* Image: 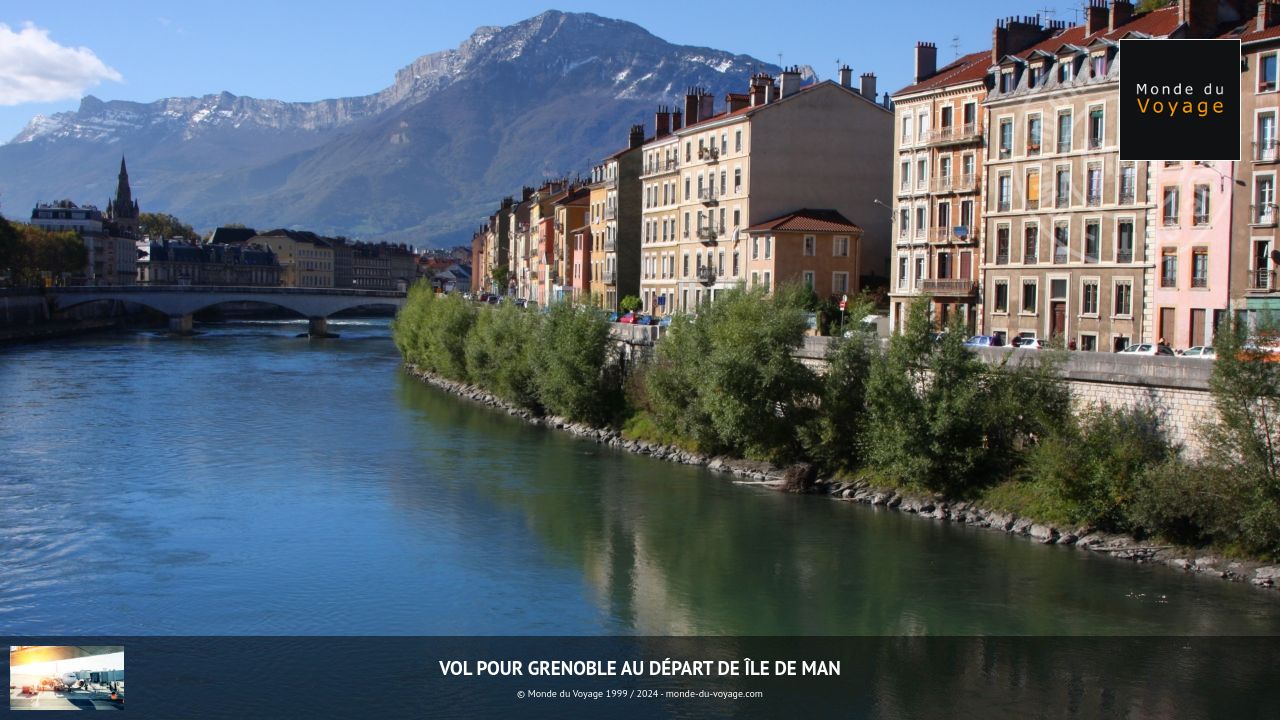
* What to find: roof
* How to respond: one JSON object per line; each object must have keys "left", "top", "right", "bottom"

{"left": 893, "top": 50, "right": 990, "bottom": 97}
{"left": 745, "top": 209, "right": 862, "bottom": 234}
{"left": 1222, "top": 14, "right": 1280, "bottom": 45}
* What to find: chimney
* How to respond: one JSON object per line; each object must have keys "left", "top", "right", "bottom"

{"left": 838, "top": 65, "right": 853, "bottom": 88}
{"left": 1086, "top": 0, "right": 1108, "bottom": 35}
{"left": 915, "top": 42, "right": 938, "bottom": 83}
{"left": 522, "top": 186, "right": 534, "bottom": 202}
{"left": 1259, "top": 0, "right": 1280, "bottom": 30}
{"left": 1109, "top": 0, "right": 1134, "bottom": 31}
{"left": 1178, "top": 0, "right": 1217, "bottom": 38}
{"left": 726, "top": 92, "right": 749, "bottom": 112}
{"left": 683, "top": 87, "right": 702, "bottom": 125}
{"left": 749, "top": 74, "right": 770, "bottom": 106}
{"left": 698, "top": 89, "right": 714, "bottom": 120}
{"left": 764, "top": 78, "right": 779, "bottom": 103}
{"left": 992, "top": 16, "right": 1052, "bottom": 66}
{"left": 778, "top": 66, "right": 801, "bottom": 98}
{"left": 654, "top": 106, "right": 671, "bottom": 138}
{"left": 629, "top": 124, "right": 645, "bottom": 149}
{"left": 860, "top": 72, "right": 877, "bottom": 100}
{"left": 671, "top": 110, "right": 683, "bottom": 130}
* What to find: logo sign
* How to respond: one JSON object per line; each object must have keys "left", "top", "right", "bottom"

{"left": 1120, "top": 38, "right": 1240, "bottom": 161}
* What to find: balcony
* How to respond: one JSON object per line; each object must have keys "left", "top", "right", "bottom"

{"left": 921, "top": 279, "right": 977, "bottom": 296}
{"left": 1191, "top": 275, "right": 1208, "bottom": 289}
{"left": 1255, "top": 140, "right": 1278, "bottom": 163}
{"left": 697, "top": 225, "right": 722, "bottom": 243}
{"left": 1086, "top": 194, "right": 1102, "bottom": 207}
{"left": 1024, "top": 247, "right": 1038, "bottom": 264}
{"left": 697, "top": 187, "right": 719, "bottom": 205}
{"left": 603, "top": 270, "right": 616, "bottom": 286}
{"left": 1057, "top": 140, "right": 1072, "bottom": 153}
{"left": 697, "top": 146, "right": 720, "bottom": 163}
{"left": 1053, "top": 247, "right": 1069, "bottom": 264}
{"left": 1253, "top": 204, "right": 1278, "bottom": 226}
{"left": 1055, "top": 195, "right": 1070, "bottom": 209}
{"left": 1117, "top": 248, "right": 1134, "bottom": 263}
{"left": 696, "top": 265, "right": 716, "bottom": 284}
{"left": 1194, "top": 213, "right": 1210, "bottom": 226}
{"left": 1252, "top": 268, "right": 1273, "bottom": 292}
{"left": 1027, "top": 142, "right": 1042, "bottom": 156}
{"left": 1088, "top": 136, "right": 1103, "bottom": 150}
{"left": 995, "top": 252, "right": 1010, "bottom": 265}
{"left": 997, "top": 199, "right": 1011, "bottom": 212}
{"left": 924, "top": 123, "right": 981, "bottom": 147}
{"left": 1119, "top": 190, "right": 1136, "bottom": 205}
{"left": 927, "top": 227, "right": 976, "bottom": 244}
{"left": 1026, "top": 197, "right": 1039, "bottom": 210}
{"left": 998, "top": 147, "right": 1012, "bottom": 160}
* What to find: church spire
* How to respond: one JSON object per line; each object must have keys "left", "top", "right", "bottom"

{"left": 107, "top": 155, "right": 140, "bottom": 237}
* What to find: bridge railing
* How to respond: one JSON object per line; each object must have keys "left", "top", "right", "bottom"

{"left": 49, "top": 285, "right": 407, "bottom": 299}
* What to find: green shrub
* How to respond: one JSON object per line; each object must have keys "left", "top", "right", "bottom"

{"left": 1028, "top": 404, "right": 1175, "bottom": 533}
{"left": 392, "top": 282, "right": 435, "bottom": 367}
{"left": 419, "top": 292, "right": 476, "bottom": 380}
{"left": 464, "top": 302, "right": 540, "bottom": 409}
{"left": 531, "top": 300, "right": 616, "bottom": 424}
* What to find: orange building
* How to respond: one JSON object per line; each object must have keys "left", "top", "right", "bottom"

{"left": 743, "top": 209, "right": 863, "bottom": 300}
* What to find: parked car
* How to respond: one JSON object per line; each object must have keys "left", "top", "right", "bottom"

{"left": 1119, "top": 343, "right": 1175, "bottom": 356}
{"left": 963, "top": 335, "right": 1004, "bottom": 347}
{"left": 1012, "top": 336, "right": 1045, "bottom": 349}
{"left": 658, "top": 315, "right": 672, "bottom": 328}
{"left": 618, "top": 312, "right": 636, "bottom": 324}
{"left": 487, "top": 295, "right": 500, "bottom": 304}
{"left": 1180, "top": 346, "right": 1216, "bottom": 359}
{"left": 635, "top": 314, "right": 655, "bottom": 326}
{"left": 607, "top": 311, "right": 620, "bottom": 323}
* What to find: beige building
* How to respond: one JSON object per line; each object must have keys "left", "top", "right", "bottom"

{"left": 587, "top": 169, "right": 610, "bottom": 304}
{"left": 252, "top": 230, "right": 334, "bottom": 288}
{"left": 890, "top": 47, "right": 988, "bottom": 332}
{"left": 642, "top": 68, "right": 892, "bottom": 314}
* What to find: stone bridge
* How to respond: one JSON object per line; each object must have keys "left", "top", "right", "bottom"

{"left": 49, "top": 285, "right": 406, "bottom": 335}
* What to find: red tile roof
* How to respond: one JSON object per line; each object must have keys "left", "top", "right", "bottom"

{"left": 893, "top": 50, "right": 990, "bottom": 97}
{"left": 745, "top": 209, "right": 862, "bottom": 234}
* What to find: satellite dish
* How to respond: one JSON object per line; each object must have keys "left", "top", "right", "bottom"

{"left": 954, "top": 226, "right": 968, "bottom": 239}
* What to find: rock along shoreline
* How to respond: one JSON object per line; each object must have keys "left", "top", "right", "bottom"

{"left": 404, "top": 364, "right": 1280, "bottom": 595}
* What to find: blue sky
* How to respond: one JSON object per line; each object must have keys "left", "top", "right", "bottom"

{"left": 0, "top": 0, "right": 1091, "bottom": 143}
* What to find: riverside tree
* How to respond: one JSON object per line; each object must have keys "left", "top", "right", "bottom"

{"left": 464, "top": 301, "right": 540, "bottom": 409}
{"left": 531, "top": 300, "right": 616, "bottom": 424}
{"left": 802, "top": 293, "right": 876, "bottom": 471}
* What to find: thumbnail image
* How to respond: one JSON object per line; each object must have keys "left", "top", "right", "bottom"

{"left": 9, "top": 646, "right": 124, "bottom": 711}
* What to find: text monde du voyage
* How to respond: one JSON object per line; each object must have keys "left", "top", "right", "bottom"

{"left": 1133, "top": 82, "right": 1229, "bottom": 118}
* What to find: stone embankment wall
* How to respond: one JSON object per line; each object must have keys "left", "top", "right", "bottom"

{"left": 610, "top": 328, "right": 1217, "bottom": 454}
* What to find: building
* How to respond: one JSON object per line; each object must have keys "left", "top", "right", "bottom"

{"left": 30, "top": 200, "right": 136, "bottom": 286}
{"left": 1151, "top": 160, "right": 1233, "bottom": 349}
{"left": 978, "top": 6, "right": 1192, "bottom": 351}
{"left": 743, "top": 209, "right": 863, "bottom": 300}
{"left": 638, "top": 106, "right": 684, "bottom": 315}
{"left": 550, "top": 185, "right": 590, "bottom": 304}
{"left": 890, "top": 49, "right": 989, "bottom": 333}
{"left": 137, "top": 240, "right": 280, "bottom": 286}
{"left": 250, "top": 230, "right": 334, "bottom": 288}
{"left": 642, "top": 68, "right": 893, "bottom": 315}
{"left": 1229, "top": 2, "right": 1280, "bottom": 327}
{"left": 598, "top": 126, "right": 645, "bottom": 310}
{"left": 104, "top": 157, "right": 140, "bottom": 238}
{"left": 506, "top": 189, "right": 533, "bottom": 297}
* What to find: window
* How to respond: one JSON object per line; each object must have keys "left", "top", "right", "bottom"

{"left": 803, "top": 235, "right": 816, "bottom": 256}
{"left": 1027, "top": 115, "right": 1042, "bottom": 154}
{"left": 917, "top": 158, "right": 927, "bottom": 189}
{"left": 732, "top": 251, "right": 740, "bottom": 276}
{"left": 900, "top": 161, "right": 910, "bottom": 190}
{"left": 960, "top": 200, "right": 974, "bottom": 229}
{"left": 916, "top": 206, "right": 927, "bottom": 237}
{"left": 998, "top": 173, "right": 1012, "bottom": 211}
{"left": 963, "top": 102, "right": 976, "bottom": 128}
{"left": 1026, "top": 168, "right": 1040, "bottom": 209}
{"left": 1000, "top": 70, "right": 1015, "bottom": 93}
{"left": 1082, "top": 280, "right": 1099, "bottom": 315}
{"left": 1021, "top": 280, "right": 1038, "bottom": 315}
{"left": 683, "top": 253, "right": 689, "bottom": 277}
{"left": 1057, "top": 111, "right": 1072, "bottom": 153}
{"left": 939, "top": 156, "right": 952, "bottom": 184}
{"left": 1024, "top": 225, "right": 1039, "bottom": 264}
{"left": 898, "top": 256, "right": 907, "bottom": 288}
{"left": 994, "top": 280, "right": 1009, "bottom": 313}
{"left": 764, "top": 237, "right": 772, "bottom": 259}
{"left": 1054, "top": 223, "right": 1069, "bottom": 264}
{"left": 803, "top": 271, "right": 815, "bottom": 288}
{"left": 1080, "top": 333, "right": 1097, "bottom": 351}
{"left": 1114, "top": 281, "right": 1133, "bottom": 317}
{"left": 1059, "top": 60, "right": 1071, "bottom": 84}
{"left": 1192, "top": 248, "right": 1209, "bottom": 288}
{"left": 1084, "top": 221, "right": 1100, "bottom": 263}
{"left": 733, "top": 209, "right": 740, "bottom": 227}
{"left": 1119, "top": 163, "right": 1137, "bottom": 204}
{"left": 915, "top": 257, "right": 925, "bottom": 281}
{"left": 898, "top": 208, "right": 909, "bottom": 237}
{"left": 735, "top": 130, "right": 742, "bottom": 153}
{"left": 1256, "top": 176, "right": 1276, "bottom": 223}
{"left": 1116, "top": 220, "right": 1135, "bottom": 262}
{"left": 1086, "top": 164, "right": 1103, "bottom": 206}
{"left": 1028, "top": 65, "right": 1042, "bottom": 87}
{"left": 937, "top": 201, "right": 951, "bottom": 231}
{"left": 995, "top": 226, "right": 1010, "bottom": 264}
{"left": 833, "top": 272, "right": 849, "bottom": 294}
{"left": 1091, "top": 53, "right": 1108, "bottom": 78}
{"left": 684, "top": 177, "right": 691, "bottom": 201}
{"left": 937, "top": 252, "right": 951, "bottom": 279}
{"left": 1056, "top": 167, "right": 1071, "bottom": 208}
{"left": 734, "top": 168, "right": 742, "bottom": 192}
{"left": 763, "top": 271, "right": 771, "bottom": 291}
{"left": 1163, "top": 186, "right": 1180, "bottom": 226}
{"left": 999, "top": 119, "right": 1013, "bottom": 158}
{"left": 1261, "top": 52, "right": 1277, "bottom": 93}
{"left": 1161, "top": 248, "right": 1178, "bottom": 287}
{"left": 902, "top": 116, "right": 913, "bottom": 143}
{"left": 1194, "top": 184, "right": 1211, "bottom": 225}
{"left": 1088, "top": 107, "right": 1104, "bottom": 149}
{"left": 834, "top": 236, "right": 850, "bottom": 257}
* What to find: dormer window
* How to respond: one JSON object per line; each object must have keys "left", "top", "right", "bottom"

{"left": 1091, "top": 53, "right": 1108, "bottom": 78}
{"left": 1000, "top": 70, "right": 1015, "bottom": 93}
{"left": 1058, "top": 61, "right": 1071, "bottom": 83}
{"left": 1028, "top": 65, "right": 1042, "bottom": 87}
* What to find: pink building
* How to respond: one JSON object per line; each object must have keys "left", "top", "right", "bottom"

{"left": 1151, "top": 161, "right": 1234, "bottom": 350}
{"left": 570, "top": 224, "right": 591, "bottom": 301}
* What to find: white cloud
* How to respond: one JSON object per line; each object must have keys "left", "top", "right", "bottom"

{"left": 0, "top": 22, "right": 122, "bottom": 106}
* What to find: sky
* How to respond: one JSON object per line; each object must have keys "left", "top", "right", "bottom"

{"left": 0, "top": 0, "right": 1096, "bottom": 143}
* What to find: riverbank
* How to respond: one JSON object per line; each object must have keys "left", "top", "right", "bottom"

{"left": 404, "top": 363, "right": 1280, "bottom": 594}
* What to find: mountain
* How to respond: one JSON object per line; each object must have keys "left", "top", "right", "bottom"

{"left": 0, "top": 11, "right": 809, "bottom": 246}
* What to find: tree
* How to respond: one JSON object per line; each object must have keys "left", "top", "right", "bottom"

{"left": 803, "top": 294, "right": 876, "bottom": 471}
{"left": 139, "top": 212, "right": 198, "bottom": 241}
{"left": 531, "top": 300, "right": 615, "bottom": 424}
{"left": 619, "top": 295, "right": 642, "bottom": 313}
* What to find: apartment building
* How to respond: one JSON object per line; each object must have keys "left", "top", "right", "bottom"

{"left": 551, "top": 186, "right": 590, "bottom": 304}
{"left": 1229, "top": 2, "right": 1280, "bottom": 325}
{"left": 506, "top": 189, "right": 533, "bottom": 297}
{"left": 600, "top": 127, "right": 644, "bottom": 311}
{"left": 252, "top": 229, "right": 334, "bottom": 288}
{"left": 639, "top": 107, "right": 683, "bottom": 315}
{"left": 890, "top": 48, "right": 988, "bottom": 333}
{"left": 587, "top": 170, "right": 610, "bottom": 304}
{"left": 642, "top": 68, "right": 892, "bottom": 314}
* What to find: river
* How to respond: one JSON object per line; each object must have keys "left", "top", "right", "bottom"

{"left": 2, "top": 317, "right": 1279, "bottom": 638}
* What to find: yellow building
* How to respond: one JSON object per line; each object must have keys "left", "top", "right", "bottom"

{"left": 251, "top": 230, "right": 334, "bottom": 288}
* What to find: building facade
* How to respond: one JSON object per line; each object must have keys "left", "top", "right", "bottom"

{"left": 743, "top": 209, "right": 863, "bottom": 300}
{"left": 138, "top": 241, "right": 280, "bottom": 286}
{"left": 251, "top": 230, "right": 334, "bottom": 288}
